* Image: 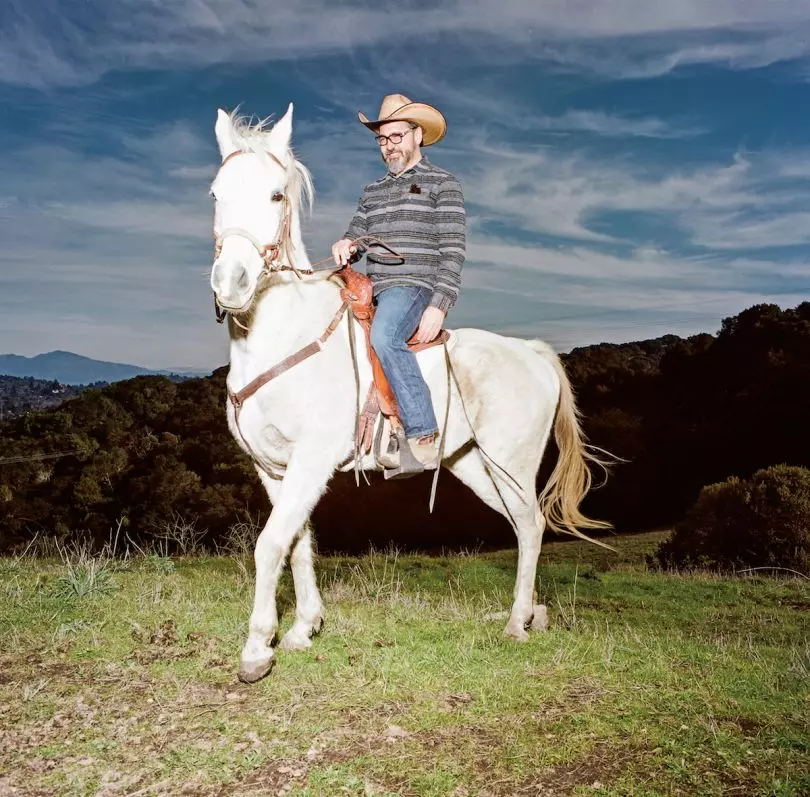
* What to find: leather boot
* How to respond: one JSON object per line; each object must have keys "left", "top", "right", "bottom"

{"left": 407, "top": 435, "right": 439, "bottom": 469}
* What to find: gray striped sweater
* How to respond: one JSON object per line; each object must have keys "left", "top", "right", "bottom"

{"left": 342, "top": 157, "right": 466, "bottom": 313}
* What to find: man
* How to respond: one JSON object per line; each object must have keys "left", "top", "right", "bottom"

{"left": 332, "top": 94, "right": 466, "bottom": 474}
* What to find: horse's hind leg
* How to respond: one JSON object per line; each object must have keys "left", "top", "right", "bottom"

{"left": 519, "top": 503, "right": 549, "bottom": 634}
{"left": 279, "top": 521, "right": 325, "bottom": 651}
{"left": 447, "top": 448, "right": 546, "bottom": 641}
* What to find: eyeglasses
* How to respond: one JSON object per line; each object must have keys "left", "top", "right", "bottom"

{"left": 375, "top": 128, "right": 415, "bottom": 147}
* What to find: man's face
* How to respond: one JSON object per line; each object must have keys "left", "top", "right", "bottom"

{"left": 377, "top": 120, "right": 421, "bottom": 175}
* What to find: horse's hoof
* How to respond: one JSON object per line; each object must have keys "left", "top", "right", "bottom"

{"left": 530, "top": 604, "right": 549, "bottom": 631}
{"left": 238, "top": 656, "right": 275, "bottom": 683}
{"left": 279, "top": 632, "right": 312, "bottom": 652}
{"left": 504, "top": 624, "right": 530, "bottom": 642}
{"left": 279, "top": 615, "right": 324, "bottom": 651}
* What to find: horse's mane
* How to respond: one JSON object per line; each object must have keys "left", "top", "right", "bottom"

{"left": 228, "top": 112, "right": 315, "bottom": 216}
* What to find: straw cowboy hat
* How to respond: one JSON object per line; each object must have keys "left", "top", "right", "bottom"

{"left": 358, "top": 94, "right": 447, "bottom": 146}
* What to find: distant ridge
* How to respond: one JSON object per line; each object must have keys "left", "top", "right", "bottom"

{"left": 0, "top": 351, "right": 208, "bottom": 385}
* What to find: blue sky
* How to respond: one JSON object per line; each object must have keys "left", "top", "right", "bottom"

{"left": 2, "top": 1, "right": 810, "bottom": 370}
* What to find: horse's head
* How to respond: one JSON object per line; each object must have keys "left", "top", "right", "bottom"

{"left": 210, "top": 104, "right": 311, "bottom": 314}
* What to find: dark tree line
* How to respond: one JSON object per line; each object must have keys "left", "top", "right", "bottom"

{"left": 0, "top": 376, "right": 88, "bottom": 420}
{"left": 569, "top": 303, "right": 810, "bottom": 532}
{"left": 1, "top": 303, "right": 808, "bottom": 553}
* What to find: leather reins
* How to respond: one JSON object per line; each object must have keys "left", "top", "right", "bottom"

{"left": 212, "top": 149, "right": 398, "bottom": 321}
{"left": 222, "top": 229, "right": 401, "bottom": 407}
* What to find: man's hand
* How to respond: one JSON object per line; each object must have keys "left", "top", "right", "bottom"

{"left": 332, "top": 238, "right": 357, "bottom": 267}
{"left": 413, "top": 306, "right": 446, "bottom": 344}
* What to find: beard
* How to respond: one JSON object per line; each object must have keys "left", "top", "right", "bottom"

{"left": 382, "top": 141, "right": 416, "bottom": 174}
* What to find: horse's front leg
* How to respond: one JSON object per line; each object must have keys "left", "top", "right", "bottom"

{"left": 238, "top": 454, "right": 334, "bottom": 683}
{"left": 278, "top": 521, "right": 324, "bottom": 651}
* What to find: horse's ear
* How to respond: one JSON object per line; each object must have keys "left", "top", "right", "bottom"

{"left": 215, "top": 108, "right": 237, "bottom": 160}
{"left": 269, "top": 103, "right": 294, "bottom": 153}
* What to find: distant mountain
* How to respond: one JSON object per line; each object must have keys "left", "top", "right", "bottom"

{"left": 0, "top": 351, "right": 208, "bottom": 385}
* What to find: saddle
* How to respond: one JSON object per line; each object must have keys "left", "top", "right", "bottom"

{"left": 338, "top": 265, "right": 448, "bottom": 455}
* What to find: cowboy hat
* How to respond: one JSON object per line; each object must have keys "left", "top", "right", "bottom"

{"left": 358, "top": 93, "right": 447, "bottom": 146}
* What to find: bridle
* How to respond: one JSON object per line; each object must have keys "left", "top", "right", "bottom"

{"left": 212, "top": 149, "right": 304, "bottom": 323}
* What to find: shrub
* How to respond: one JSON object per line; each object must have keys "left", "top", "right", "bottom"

{"left": 656, "top": 464, "right": 810, "bottom": 573}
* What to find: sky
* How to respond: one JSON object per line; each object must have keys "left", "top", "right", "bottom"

{"left": 2, "top": 1, "right": 810, "bottom": 371}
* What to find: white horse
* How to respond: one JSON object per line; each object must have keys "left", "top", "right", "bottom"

{"left": 209, "top": 105, "right": 610, "bottom": 683}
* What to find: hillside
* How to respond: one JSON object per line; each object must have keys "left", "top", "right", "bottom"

{"left": 0, "top": 336, "right": 688, "bottom": 421}
{"left": 1, "top": 534, "right": 807, "bottom": 795}
{"left": 1, "top": 302, "right": 809, "bottom": 552}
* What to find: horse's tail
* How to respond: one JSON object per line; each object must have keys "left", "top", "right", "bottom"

{"left": 525, "top": 340, "right": 615, "bottom": 550}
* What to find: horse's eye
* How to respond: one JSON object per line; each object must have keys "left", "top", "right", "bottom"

{"left": 271, "top": 192, "right": 284, "bottom": 202}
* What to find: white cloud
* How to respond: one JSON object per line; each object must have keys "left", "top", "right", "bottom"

{"left": 530, "top": 110, "right": 703, "bottom": 139}
{"left": 3, "top": 0, "right": 810, "bottom": 87}
{"left": 692, "top": 211, "right": 810, "bottom": 250}
{"left": 52, "top": 200, "right": 211, "bottom": 240}
{"left": 0, "top": 121, "right": 225, "bottom": 368}
{"left": 455, "top": 244, "right": 810, "bottom": 350}
{"left": 455, "top": 140, "right": 810, "bottom": 251}
{"left": 463, "top": 240, "right": 810, "bottom": 305}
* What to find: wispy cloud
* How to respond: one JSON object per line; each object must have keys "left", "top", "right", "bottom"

{"left": 453, "top": 140, "right": 810, "bottom": 251}
{"left": 691, "top": 210, "right": 810, "bottom": 250}
{"left": 530, "top": 110, "right": 704, "bottom": 138}
{"left": 455, "top": 242, "right": 810, "bottom": 349}
{"left": 0, "top": 119, "right": 223, "bottom": 368}
{"left": 3, "top": 0, "right": 810, "bottom": 87}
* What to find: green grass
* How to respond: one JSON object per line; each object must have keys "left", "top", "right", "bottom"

{"left": 0, "top": 531, "right": 808, "bottom": 796}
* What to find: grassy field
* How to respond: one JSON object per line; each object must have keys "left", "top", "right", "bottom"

{"left": 0, "top": 531, "right": 808, "bottom": 796}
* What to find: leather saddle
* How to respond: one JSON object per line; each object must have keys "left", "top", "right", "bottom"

{"left": 337, "top": 265, "right": 448, "bottom": 456}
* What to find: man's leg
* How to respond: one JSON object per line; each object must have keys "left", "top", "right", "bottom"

{"left": 370, "top": 286, "right": 439, "bottom": 467}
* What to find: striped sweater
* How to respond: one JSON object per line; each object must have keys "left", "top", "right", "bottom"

{"left": 342, "top": 157, "right": 466, "bottom": 313}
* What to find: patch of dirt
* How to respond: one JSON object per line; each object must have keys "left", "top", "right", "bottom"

{"left": 575, "top": 598, "right": 634, "bottom": 614}
{"left": 716, "top": 715, "right": 768, "bottom": 737}
{"left": 149, "top": 619, "right": 180, "bottom": 646}
{"left": 527, "top": 677, "right": 610, "bottom": 725}
{"left": 511, "top": 741, "right": 761, "bottom": 797}
{"left": 0, "top": 633, "right": 251, "bottom": 796}
{"left": 128, "top": 621, "right": 225, "bottom": 665}
{"left": 208, "top": 708, "right": 436, "bottom": 796}
{"left": 511, "top": 742, "right": 653, "bottom": 796}
{"left": 780, "top": 598, "right": 810, "bottom": 611}
{"left": 443, "top": 692, "right": 475, "bottom": 710}
{"left": 198, "top": 683, "right": 620, "bottom": 796}
{"left": 0, "top": 651, "right": 81, "bottom": 681}
{"left": 208, "top": 758, "right": 317, "bottom": 797}
{"left": 94, "top": 769, "right": 145, "bottom": 796}
{"left": 0, "top": 775, "right": 57, "bottom": 796}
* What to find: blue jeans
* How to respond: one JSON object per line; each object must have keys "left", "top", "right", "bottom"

{"left": 370, "top": 286, "right": 439, "bottom": 439}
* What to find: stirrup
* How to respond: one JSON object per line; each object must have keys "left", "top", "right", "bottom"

{"left": 376, "top": 419, "right": 400, "bottom": 470}
{"left": 383, "top": 429, "right": 436, "bottom": 481}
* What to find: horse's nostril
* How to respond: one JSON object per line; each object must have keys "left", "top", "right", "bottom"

{"left": 212, "top": 263, "right": 249, "bottom": 296}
